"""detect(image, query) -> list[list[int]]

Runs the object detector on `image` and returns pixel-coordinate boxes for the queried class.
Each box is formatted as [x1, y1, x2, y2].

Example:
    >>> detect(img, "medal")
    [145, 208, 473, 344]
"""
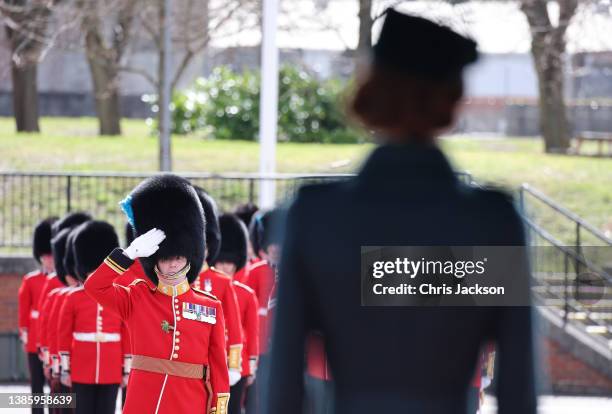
[161, 320, 174, 333]
[183, 302, 216, 324]
[204, 279, 212, 292]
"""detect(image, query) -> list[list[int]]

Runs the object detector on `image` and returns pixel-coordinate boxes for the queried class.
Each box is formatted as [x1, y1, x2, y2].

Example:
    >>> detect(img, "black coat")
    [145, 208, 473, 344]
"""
[266, 143, 537, 414]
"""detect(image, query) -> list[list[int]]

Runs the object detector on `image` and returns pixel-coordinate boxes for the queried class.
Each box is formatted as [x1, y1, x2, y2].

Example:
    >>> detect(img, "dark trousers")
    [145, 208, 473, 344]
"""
[466, 386, 480, 414]
[72, 383, 118, 414]
[229, 377, 248, 414]
[57, 383, 74, 414]
[246, 354, 269, 414]
[304, 375, 334, 414]
[27, 353, 45, 414]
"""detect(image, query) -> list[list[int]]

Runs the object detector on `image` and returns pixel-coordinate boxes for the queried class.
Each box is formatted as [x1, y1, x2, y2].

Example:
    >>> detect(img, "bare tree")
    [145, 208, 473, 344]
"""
[357, 0, 373, 55]
[75, 0, 137, 135]
[520, 0, 578, 153]
[1, 0, 56, 132]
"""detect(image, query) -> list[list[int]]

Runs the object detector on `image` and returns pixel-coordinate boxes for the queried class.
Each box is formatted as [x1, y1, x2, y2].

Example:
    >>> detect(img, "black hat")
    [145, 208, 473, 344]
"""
[249, 209, 285, 258]
[51, 228, 72, 285]
[373, 9, 478, 79]
[193, 186, 221, 266]
[52, 212, 92, 236]
[63, 229, 79, 279]
[32, 217, 58, 263]
[125, 222, 136, 247]
[215, 214, 249, 271]
[72, 221, 120, 281]
[234, 203, 259, 228]
[129, 174, 205, 284]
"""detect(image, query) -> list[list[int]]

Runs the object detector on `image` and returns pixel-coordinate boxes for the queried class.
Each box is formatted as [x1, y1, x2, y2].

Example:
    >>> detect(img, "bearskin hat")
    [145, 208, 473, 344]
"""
[72, 221, 119, 281]
[125, 222, 136, 247]
[129, 174, 205, 284]
[63, 229, 79, 278]
[234, 203, 259, 228]
[215, 214, 249, 271]
[249, 208, 285, 258]
[52, 212, 92, 236]
[51, 228, 72, 285]
[193, 186, 221, 265]
[32, 217, 58, 263]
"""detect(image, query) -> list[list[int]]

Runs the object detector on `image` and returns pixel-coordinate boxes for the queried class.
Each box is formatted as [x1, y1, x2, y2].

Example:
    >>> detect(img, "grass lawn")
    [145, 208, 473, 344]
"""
[1, 117, 610, 243]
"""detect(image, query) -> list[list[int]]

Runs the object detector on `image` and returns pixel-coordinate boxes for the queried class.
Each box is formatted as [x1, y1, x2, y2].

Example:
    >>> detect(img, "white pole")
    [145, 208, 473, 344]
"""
[258, 0, 279, 208]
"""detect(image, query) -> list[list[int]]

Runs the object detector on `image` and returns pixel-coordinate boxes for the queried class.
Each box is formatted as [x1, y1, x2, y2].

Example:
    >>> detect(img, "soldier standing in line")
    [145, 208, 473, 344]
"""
[58, 220, 127, 414]
[18, 217, 57, 414]
[192, 187, 244, 388]
[84, 174, 230, 414]
[213, 213, 260, 414]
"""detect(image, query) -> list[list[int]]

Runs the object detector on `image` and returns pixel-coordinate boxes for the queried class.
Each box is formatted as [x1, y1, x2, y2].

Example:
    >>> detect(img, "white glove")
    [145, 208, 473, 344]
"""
[228, 368, 242, 386]
[51, 355, 60, 378]
[19, 329, 28, 345]
[123, 228, 166, 260]
[122, 355, 133, 388]
[60, 370, 71, 387]
[249, 356, 258, 377]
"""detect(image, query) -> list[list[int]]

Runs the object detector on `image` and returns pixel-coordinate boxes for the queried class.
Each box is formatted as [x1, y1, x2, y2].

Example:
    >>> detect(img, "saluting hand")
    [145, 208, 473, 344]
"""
[123, 228, 166, 260]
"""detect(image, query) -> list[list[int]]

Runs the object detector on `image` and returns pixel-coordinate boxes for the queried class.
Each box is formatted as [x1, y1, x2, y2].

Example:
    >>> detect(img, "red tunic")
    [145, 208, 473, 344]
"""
[36, 274, 63, 348]
[38, 287, 62, 370]
[47, 287, 73, 376]
[18, 270, 47, 353]
[58, 286, 126, 384]
[84, 248, 230, 414]
[232, 282, 259, 377]
[244, 260, 275, 353]
[195, 267, 243, 371]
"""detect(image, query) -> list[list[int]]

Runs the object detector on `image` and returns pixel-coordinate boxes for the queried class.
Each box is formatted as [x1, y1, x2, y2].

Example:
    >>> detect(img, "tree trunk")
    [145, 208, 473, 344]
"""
[11, 62, 40, 132]
[521, 0, 577, 154]
[86, 55, 122, 136]
[533, 50, 570, 153]
[357, 0, 373, 55]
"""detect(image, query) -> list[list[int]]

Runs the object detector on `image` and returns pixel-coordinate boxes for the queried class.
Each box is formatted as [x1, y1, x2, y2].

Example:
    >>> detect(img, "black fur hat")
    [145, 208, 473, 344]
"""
[125, 222, 136, 247]
[52, 212, 92, 236]
[215, 214, 249, 271]
[193, 186, 221, 265]
[72, 221, 119, 281]
[32, 217, 58, 263]
[129, 174, 205, 284]
[248, 208, 285, 258]
[63, 229, 79, 279]
[51, 228, 72, 285]
[234, 203, 259, 228]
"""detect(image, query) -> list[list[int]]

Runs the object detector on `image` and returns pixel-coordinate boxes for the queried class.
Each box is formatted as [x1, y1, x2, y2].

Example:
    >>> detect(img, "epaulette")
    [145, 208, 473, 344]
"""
[24, 270, 42, 279]
[210, 266, 231, 278]
[192, 288, 218, 301]
[233, 281, 255, 294]
[129, 278, 155, 291]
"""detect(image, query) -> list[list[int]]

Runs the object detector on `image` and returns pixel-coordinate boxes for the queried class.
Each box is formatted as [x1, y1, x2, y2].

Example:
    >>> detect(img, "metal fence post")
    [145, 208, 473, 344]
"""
[66, 175, 72, 213]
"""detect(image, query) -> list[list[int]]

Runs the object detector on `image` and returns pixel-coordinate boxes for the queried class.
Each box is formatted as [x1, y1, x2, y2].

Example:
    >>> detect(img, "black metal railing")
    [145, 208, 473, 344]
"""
[518, 184, 611, 351]
[0, 171, 474, 253]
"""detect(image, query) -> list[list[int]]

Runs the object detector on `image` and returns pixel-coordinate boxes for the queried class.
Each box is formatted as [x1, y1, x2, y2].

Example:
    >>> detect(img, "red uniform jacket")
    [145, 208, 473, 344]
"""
[38, 287, 63, 369]
[18, 270, 47, 353]
[58, 286, 127, 384]
[232, 282, 259, 377]
[244, 260, 275, 354]
[47, 287, 73, 375]
[36, 274, 63, 348]
[195, 267, 243, 371]
[84, 248, 230, 414]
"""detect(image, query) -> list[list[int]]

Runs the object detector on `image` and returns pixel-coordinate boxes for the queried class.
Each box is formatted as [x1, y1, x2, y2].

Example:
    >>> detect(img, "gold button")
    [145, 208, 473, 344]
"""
[175, 331, 180, 335]
[174, 346, 179, 350]
[174, 338, 180, 343]
[176, 317, 181, 321]
[173, 353, 178, 358]
[175, 305, 179, 309]
[174, 298, 179, 303]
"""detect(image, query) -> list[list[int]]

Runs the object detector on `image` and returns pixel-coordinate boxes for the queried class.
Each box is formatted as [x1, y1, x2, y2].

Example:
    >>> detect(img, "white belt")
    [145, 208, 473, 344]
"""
[73, 332, 121, 343]
[30, 310, 40, 319]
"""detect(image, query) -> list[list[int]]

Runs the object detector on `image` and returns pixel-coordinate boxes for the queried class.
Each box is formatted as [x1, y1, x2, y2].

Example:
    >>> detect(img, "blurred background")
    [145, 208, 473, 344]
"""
[0, 0, 610, 411]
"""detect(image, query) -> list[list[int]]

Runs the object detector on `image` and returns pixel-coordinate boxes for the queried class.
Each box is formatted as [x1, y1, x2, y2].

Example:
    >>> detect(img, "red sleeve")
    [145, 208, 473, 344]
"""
[58, 293, 75, 355]
[39, 293, 56, 351]
[84, 248, 137, 321]
[223, 280, 243, 371]
[18, 277, 31, 338]
[209, 301, 230, 414]
[121, 321, 132, 356]
[48, 294, 65, 357]
[246, 290, 260, 364]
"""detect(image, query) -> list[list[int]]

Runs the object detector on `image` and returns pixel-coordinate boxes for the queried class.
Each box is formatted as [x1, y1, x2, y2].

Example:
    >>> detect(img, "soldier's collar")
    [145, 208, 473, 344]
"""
[201, 262, 209, 273]
[157, 278, 191, 297]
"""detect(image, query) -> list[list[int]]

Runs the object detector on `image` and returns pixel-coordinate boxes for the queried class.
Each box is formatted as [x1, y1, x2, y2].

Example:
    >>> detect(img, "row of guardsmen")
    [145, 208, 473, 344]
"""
[17, 176, 285, 414]
[19, 174, 495, 414]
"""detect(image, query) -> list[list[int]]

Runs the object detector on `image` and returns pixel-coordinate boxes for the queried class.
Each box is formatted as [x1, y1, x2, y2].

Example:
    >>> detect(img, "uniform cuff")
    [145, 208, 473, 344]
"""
[104, 248, 134, 274]
[228, 345, 243, 370]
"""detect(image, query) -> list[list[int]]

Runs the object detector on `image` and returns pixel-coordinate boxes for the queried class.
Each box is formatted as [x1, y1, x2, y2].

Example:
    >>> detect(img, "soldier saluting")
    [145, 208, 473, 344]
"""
[84, 174, 230, 414]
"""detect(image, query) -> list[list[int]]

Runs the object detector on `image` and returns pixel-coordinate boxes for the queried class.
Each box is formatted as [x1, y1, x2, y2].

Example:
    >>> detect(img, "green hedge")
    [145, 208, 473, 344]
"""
[146, 66, 366, 143]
